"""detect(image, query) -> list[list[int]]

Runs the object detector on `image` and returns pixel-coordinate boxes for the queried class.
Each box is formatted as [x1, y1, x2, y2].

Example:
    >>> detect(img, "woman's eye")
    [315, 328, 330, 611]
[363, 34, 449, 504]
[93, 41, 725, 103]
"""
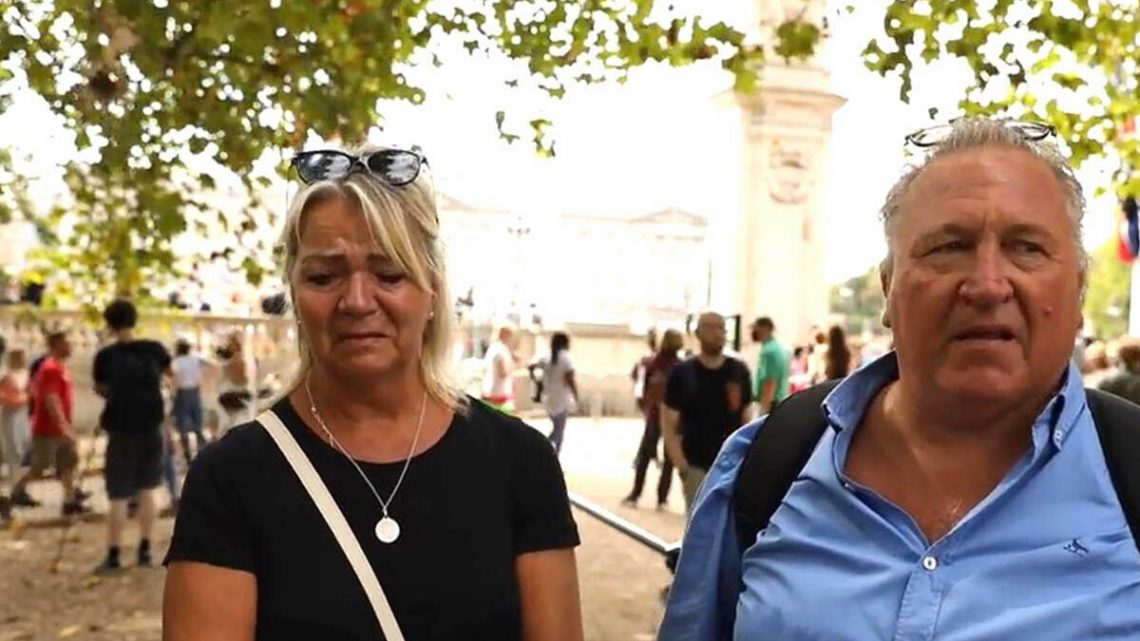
[305, 273, 334, 286]
[377, 272, 406, 285]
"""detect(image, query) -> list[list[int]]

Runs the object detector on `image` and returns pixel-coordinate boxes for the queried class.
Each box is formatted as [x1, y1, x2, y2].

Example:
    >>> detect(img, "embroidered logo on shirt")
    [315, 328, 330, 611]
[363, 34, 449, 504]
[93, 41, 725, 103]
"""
[1063, 539, 1089, 556]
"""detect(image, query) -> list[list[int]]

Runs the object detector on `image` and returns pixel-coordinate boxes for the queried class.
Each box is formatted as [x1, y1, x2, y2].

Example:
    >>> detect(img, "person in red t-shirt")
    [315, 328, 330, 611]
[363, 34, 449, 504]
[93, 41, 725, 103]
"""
[9, 331, 87, 515]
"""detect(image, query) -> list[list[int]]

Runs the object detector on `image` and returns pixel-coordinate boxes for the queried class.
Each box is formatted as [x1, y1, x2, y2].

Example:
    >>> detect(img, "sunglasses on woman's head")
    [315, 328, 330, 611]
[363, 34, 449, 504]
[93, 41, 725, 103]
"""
[291, 148, 429, 186]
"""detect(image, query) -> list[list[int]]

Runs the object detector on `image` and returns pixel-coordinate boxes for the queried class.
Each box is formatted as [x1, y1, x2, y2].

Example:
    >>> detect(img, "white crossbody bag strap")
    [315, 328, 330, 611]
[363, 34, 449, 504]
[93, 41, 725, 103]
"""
[257, 409, 406, 641]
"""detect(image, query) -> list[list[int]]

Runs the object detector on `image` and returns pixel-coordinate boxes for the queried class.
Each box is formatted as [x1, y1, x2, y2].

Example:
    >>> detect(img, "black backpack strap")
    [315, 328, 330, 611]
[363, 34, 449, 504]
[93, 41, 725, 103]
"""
[733, 380, 841, 557]
[1086, 388, 1140, 554]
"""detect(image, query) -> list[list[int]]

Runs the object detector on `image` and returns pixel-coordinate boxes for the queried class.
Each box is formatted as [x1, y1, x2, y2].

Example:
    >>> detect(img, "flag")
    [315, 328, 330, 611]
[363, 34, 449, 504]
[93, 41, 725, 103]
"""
[1118, 196, 1139, 263]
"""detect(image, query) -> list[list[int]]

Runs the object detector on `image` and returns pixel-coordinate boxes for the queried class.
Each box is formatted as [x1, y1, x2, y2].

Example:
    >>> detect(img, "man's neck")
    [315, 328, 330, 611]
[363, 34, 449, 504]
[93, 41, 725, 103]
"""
[696, 352, 725, 369]
[848, 379, 1052, 543]
[886, 378, 1048, 449]
[114, 329, 134, 343]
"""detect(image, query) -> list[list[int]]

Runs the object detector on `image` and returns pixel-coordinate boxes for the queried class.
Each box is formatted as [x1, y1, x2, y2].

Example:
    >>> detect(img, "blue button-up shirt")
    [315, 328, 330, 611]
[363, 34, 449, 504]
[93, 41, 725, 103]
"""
[659, 352, 1140, 641]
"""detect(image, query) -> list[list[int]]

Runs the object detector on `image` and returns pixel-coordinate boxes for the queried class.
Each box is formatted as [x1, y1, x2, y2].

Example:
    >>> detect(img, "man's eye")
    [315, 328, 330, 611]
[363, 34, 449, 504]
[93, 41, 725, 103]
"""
[928, 240, 968, 255]
[1011, 240, 1046, 255]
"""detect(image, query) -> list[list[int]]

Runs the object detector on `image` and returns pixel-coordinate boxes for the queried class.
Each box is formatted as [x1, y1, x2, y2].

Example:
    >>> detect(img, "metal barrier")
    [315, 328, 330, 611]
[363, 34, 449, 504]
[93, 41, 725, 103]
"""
[568, 492, 682, 572]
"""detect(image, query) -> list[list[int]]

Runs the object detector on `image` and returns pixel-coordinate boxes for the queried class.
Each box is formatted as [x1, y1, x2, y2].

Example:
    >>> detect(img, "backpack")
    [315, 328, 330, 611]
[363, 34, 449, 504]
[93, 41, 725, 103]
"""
[732, 381, 1140, 558]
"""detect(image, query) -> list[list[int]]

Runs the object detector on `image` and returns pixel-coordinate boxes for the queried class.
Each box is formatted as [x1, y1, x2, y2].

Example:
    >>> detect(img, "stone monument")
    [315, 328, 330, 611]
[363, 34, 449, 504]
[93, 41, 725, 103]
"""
[730, 0, 843, 341]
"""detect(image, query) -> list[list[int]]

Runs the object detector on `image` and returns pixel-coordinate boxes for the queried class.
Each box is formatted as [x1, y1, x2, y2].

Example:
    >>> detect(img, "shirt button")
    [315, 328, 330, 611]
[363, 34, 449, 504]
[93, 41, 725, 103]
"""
[922, 556, 938, 572]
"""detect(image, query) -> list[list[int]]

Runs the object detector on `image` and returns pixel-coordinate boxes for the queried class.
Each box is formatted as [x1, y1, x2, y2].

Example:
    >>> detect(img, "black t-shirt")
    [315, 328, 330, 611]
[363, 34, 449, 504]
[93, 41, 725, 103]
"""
[164, 397, 580, 641]
[93, 339, 172, 433]
[664, 357, 753, 469]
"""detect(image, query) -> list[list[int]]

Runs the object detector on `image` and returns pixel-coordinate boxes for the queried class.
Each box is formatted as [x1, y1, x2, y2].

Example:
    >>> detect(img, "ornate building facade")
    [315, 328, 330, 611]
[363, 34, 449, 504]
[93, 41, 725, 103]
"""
[437, 194, 709, 328]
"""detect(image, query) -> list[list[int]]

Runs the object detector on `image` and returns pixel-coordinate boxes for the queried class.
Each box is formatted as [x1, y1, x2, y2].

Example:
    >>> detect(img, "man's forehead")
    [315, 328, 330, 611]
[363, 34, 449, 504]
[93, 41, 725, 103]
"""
[897, 147, 1069, 230]
[907, 146, 1062, 201]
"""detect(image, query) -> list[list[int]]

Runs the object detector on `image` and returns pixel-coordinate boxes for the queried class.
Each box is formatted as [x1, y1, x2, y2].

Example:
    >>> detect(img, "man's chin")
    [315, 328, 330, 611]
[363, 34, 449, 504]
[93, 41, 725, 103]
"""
[936, 368, 1025, 403]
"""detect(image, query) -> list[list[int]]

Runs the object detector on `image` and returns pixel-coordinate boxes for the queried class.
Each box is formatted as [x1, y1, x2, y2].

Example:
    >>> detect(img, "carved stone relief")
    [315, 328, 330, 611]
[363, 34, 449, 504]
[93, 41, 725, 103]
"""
[766, 141, 816, 205]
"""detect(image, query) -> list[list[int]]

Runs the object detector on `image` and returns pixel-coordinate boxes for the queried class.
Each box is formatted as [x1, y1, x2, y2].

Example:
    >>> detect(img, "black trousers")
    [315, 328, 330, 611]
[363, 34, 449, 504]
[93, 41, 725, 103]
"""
[628, 417, 673, 505]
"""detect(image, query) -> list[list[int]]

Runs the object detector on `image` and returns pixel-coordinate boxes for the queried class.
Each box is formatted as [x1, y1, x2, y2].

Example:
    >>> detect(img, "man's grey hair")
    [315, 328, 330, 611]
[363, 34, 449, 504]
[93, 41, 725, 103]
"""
[879, 118, 1087, 283]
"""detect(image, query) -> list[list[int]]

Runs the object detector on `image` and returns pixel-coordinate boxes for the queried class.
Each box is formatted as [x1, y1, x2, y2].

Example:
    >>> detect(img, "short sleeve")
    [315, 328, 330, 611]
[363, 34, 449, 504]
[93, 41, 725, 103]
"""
[739, 360, 755, 405]
[754, 350, 768, 396]
[561, 352, 574, 374]
[163, 435, 256, 572]
[36, 364, 64, 398]
[664, 364, 686, 411]
[92, 350, 107, 388]
[509, 423, 580, 555]
[153, 341, 173, 371]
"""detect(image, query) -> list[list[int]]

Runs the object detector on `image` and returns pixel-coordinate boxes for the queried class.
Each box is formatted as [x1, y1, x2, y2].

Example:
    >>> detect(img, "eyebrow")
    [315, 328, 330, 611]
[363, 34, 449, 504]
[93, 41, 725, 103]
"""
[1001, 222, 1055, 238]
[915, 223, 973, 239]
[298, 252, 394, 265]
[916, 221, 1053, 239]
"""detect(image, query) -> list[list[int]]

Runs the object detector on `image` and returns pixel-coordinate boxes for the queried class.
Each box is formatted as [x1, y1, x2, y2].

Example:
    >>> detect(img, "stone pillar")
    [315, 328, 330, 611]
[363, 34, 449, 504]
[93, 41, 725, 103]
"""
[731, 1, 843, 342]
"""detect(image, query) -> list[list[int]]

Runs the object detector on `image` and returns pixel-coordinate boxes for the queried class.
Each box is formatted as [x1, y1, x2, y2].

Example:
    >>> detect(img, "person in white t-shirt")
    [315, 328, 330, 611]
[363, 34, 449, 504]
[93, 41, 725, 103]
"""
[481, 325, 517, 411]
[536, 332, 578, 455]
[171, 339, 209, 462]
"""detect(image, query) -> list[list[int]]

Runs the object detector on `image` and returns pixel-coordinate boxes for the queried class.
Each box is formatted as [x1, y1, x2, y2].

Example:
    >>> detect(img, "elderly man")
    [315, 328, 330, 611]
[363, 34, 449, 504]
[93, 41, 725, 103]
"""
[659, 119, 1140, 640]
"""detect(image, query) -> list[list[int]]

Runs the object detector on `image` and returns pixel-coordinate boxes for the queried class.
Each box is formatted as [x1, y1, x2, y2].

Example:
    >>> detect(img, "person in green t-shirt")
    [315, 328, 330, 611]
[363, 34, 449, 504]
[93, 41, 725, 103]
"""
[751, 317, 790, 413]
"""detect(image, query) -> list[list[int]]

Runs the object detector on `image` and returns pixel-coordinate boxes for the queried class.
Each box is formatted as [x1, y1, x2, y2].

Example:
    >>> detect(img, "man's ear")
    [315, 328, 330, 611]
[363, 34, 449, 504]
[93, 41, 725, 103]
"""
[879, 257, 893, 329]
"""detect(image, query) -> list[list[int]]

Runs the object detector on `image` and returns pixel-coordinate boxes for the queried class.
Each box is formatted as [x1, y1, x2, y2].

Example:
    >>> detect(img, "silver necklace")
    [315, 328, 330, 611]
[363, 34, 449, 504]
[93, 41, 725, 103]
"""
[304, 376, 428, 544]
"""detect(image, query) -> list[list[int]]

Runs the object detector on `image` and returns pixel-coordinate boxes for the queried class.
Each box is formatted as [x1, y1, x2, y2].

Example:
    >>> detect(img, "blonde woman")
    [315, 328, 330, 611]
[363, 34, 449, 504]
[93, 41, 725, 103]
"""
[0, 347, 30, 482]
[163, 146, 583, 641]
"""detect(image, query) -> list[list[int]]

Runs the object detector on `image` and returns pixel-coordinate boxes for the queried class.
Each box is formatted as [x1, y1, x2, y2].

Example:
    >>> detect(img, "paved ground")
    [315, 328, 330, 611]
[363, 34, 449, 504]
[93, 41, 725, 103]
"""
[0, 414, 683, 641]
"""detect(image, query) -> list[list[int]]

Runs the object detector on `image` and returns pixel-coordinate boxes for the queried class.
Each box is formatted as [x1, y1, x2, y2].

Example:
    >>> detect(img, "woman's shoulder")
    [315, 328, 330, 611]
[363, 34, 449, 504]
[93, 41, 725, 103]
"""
[191, 415, 278, 477]
[460, 398, 551, 451]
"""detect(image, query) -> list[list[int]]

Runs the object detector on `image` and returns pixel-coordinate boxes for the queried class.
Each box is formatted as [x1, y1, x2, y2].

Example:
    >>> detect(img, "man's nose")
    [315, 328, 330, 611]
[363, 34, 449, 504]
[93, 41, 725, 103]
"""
[958, 244, 1014, 307]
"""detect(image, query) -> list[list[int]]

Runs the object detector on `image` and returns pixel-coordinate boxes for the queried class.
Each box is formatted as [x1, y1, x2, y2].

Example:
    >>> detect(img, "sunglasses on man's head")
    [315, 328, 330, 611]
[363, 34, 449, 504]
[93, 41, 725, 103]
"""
[291, 148, 429, 186]
[905, 120, 1056, 148]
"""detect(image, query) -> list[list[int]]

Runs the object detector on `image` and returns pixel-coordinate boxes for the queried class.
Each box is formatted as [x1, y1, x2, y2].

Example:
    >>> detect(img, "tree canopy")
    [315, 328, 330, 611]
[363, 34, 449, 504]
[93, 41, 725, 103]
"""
[862, 0, 1139, 192]
[1, 0, 1138, 309]
[0, 0, 788, 306]
[830, 265, 885, 337]
[1085, 238, 1131, 338]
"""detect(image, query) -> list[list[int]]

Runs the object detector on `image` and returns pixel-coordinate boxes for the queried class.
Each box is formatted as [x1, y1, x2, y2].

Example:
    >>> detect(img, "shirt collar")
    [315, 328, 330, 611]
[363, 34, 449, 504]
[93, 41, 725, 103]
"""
[822, 351, 1085, 450]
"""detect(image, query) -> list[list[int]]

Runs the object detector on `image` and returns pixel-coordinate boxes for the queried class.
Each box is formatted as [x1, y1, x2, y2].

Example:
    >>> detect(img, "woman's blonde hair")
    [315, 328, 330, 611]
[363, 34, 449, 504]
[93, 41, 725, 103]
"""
[281, 144, 465, 411]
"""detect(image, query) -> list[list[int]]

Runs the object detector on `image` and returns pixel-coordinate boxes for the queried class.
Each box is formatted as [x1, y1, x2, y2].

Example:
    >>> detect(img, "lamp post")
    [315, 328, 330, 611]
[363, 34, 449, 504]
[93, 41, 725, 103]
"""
[506, 212, 531, 322]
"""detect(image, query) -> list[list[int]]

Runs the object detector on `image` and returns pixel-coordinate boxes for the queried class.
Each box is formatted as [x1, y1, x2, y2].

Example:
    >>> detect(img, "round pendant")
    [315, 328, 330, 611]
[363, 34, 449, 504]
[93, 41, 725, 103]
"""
[375, 516, 400, 544]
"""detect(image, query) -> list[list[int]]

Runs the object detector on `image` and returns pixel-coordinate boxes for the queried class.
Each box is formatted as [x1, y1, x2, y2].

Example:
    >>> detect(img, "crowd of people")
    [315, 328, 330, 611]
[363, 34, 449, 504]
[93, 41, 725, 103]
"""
[1078, 336, 1140, 404]
[0, 310, 267, 568]
[613, 318, 880, 511]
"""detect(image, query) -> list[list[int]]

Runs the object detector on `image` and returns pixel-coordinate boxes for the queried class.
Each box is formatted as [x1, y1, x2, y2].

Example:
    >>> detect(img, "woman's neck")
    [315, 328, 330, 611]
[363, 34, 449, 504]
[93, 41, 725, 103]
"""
[304, 362, 426, 426]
